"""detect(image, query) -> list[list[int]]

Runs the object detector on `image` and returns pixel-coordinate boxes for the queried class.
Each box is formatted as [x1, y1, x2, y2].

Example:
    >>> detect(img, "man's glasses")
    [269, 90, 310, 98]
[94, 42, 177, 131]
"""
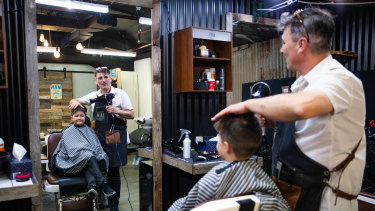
[293, 9, 309, 42]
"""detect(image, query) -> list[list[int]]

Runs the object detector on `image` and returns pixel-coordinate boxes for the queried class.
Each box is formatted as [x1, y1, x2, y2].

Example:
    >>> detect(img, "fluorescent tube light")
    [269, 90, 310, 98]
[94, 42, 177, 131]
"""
[81, 48, 136, 57]
[36, 0, 109, 13]
[139, 17, 152, 25]
[37, 46, 60, 53]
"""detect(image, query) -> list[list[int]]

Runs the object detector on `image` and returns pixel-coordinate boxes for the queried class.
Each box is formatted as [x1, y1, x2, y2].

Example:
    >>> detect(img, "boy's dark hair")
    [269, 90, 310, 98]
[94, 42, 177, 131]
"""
[214, 112, 262, 159]
[94, 66, 110, 76]
[71, 106, 87, 116]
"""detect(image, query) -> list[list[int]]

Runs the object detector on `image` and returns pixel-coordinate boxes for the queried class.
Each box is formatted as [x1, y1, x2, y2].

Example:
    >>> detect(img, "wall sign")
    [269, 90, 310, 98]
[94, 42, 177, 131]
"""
[50, 84, 62, 99]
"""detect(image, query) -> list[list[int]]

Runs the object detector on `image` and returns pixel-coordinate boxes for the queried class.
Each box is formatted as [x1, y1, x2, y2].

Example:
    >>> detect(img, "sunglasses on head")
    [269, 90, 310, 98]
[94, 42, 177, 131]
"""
[293, 9, 309, 42]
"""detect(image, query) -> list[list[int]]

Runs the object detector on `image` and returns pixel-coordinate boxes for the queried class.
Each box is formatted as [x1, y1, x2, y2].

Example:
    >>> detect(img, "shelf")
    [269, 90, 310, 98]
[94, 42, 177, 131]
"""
[178, 90, 229, 93]
[0, 173, 40, 202]
[193, 56, 231, 61]
[174, 26, 232, 93]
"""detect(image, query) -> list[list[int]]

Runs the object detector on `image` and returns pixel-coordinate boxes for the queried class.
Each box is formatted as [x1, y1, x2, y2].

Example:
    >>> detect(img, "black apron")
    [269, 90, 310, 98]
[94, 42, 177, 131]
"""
[93, 99, 127, 167]
[272, 121, 330, 211]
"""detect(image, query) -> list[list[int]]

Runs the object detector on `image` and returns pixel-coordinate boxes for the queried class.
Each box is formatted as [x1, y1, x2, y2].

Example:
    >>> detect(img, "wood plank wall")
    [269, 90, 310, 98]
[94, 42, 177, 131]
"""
[38, 71, 72, 133]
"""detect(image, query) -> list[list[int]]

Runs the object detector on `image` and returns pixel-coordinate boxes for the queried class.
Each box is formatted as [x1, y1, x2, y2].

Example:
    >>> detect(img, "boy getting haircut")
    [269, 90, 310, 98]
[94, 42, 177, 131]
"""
[214, 112, 262, 159]
[169, 112, 290, 211]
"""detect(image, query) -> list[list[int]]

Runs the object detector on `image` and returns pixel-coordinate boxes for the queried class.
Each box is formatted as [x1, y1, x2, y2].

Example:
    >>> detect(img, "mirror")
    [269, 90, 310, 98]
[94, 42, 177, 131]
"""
[37, 2, 152, 210]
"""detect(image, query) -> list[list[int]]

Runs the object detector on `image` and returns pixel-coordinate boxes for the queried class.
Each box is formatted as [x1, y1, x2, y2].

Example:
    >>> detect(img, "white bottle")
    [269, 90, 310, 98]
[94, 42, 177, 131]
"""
[183, 134, 191, 159]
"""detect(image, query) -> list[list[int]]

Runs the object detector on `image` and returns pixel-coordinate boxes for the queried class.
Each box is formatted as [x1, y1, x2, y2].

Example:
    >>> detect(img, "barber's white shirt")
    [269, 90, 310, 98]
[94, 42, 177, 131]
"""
[79, 86, 133, 121]
[291, 55, 366, 211]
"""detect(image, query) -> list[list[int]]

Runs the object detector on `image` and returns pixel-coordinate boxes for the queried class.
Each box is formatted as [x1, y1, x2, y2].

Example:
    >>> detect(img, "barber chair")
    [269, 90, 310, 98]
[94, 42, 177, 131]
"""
[43, 133, 97, 211]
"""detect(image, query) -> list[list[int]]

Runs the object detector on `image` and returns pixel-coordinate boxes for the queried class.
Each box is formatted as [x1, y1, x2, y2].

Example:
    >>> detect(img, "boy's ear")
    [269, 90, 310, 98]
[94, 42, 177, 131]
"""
[224, 141, 230, 153]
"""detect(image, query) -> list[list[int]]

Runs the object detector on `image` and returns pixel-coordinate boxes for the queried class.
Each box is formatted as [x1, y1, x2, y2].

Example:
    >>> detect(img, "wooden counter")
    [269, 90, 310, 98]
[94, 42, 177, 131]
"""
[0, 173, 40, 202]
[138, 147, 224, 175]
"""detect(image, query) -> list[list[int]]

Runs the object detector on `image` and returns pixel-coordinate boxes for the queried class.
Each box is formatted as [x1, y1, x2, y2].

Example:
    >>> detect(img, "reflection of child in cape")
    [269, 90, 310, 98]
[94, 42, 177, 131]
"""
[52, 106, 116, 199]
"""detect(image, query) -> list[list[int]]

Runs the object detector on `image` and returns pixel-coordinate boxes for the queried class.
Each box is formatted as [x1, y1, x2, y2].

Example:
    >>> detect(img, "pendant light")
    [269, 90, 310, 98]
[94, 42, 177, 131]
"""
[76, 28, 83, 51]
[39, 31, 45, 42]
[54, 47, 61, 58]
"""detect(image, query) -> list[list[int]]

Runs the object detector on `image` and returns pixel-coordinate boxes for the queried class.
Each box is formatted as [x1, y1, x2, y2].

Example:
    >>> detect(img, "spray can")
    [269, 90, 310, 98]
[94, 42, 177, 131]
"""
[183, 134, 191, 159]
[219, 68, 225, 90]
[0, 137, 4, 151]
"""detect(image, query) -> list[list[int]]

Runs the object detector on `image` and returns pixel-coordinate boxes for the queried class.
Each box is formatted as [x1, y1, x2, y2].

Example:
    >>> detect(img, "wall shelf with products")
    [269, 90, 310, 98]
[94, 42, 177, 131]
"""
[174, 27, 232, 93]
[0, 0, 7, 89]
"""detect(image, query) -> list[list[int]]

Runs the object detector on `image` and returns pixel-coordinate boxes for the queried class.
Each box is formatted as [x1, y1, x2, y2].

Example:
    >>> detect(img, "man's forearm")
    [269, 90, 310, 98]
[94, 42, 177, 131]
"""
[117, 109, 135, 119]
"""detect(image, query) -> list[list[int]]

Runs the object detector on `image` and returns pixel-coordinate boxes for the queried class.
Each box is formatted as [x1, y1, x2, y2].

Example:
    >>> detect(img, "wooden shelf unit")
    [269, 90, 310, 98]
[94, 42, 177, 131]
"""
[174, 27, 232, 93]
[0, 0, 7, 89]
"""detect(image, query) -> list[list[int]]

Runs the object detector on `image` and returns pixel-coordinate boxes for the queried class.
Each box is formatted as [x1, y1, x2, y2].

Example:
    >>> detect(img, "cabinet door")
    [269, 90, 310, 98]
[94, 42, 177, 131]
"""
[0, 0, 7, 89]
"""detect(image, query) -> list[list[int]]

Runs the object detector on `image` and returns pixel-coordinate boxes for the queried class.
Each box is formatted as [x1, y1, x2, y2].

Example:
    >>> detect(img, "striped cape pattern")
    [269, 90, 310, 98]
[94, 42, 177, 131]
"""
[52, 124, 109, 175]
[168, 159, 290, 211]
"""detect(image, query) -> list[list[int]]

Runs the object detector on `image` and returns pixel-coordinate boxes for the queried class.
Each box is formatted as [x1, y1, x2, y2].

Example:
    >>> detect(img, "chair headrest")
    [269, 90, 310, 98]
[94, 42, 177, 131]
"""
[47, 133, 62, 161]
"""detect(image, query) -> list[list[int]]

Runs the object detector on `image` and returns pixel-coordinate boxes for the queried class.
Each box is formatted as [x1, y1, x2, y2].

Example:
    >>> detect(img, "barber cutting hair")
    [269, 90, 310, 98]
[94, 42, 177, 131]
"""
[212, 7, 366, 211]
[69, 66, 134, 211]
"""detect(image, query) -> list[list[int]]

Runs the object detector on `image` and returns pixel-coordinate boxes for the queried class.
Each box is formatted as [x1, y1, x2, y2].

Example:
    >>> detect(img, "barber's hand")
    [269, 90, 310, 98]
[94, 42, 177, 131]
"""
[211, 101, 249, 122]
[106, 105, 118, 114]
[68, 101, 84, 110]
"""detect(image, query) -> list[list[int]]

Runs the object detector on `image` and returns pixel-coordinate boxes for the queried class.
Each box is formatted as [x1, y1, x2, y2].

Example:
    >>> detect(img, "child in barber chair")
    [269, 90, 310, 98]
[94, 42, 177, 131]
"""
[51, 106, 116, 199]
[168, 112, 290, 211]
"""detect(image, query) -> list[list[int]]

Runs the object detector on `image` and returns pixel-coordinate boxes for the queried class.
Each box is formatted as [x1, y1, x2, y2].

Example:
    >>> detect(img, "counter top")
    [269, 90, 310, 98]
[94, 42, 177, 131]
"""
[0, 172, 40, 202]
[138, 147, 224, 175]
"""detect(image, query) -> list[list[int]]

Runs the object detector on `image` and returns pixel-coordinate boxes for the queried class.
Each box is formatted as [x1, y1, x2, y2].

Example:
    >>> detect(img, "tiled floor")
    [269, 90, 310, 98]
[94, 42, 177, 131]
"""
[42, 152, 140, 211]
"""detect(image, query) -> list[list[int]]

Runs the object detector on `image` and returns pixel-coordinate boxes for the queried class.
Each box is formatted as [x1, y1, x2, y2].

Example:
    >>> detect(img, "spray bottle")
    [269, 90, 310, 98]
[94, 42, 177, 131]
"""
[179, 129, 192, 159]
[0, 137, 4, 151]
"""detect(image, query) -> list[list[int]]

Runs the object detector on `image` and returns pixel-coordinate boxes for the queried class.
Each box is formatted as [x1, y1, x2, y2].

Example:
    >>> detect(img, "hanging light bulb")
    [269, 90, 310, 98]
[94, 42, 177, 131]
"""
[43, 40, 49, 47]
[76, 28, 84, 50]
[39, 32, 45, 42]
[54, 47, 60, 58]
[76, 42, 83, 51]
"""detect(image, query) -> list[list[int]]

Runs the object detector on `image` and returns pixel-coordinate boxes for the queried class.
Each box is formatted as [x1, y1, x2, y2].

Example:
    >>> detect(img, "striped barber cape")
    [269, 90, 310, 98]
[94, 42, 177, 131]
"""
[168, 159, 290, 211]
[52, 124, 109, 175]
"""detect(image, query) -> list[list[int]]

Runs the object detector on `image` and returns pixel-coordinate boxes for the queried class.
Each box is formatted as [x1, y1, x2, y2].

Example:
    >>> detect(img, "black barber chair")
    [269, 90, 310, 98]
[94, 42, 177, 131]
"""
[43, 133, 97, 211]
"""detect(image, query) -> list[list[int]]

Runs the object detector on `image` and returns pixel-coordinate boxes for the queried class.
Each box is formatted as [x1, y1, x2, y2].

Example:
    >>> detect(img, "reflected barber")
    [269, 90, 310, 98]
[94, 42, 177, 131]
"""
[69, 66, 134, 211]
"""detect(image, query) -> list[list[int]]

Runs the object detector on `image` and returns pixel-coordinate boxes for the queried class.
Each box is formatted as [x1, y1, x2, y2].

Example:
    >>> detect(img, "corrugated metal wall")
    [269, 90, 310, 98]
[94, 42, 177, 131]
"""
[161, 0, 273, 139]
[0, 0, 32, 210]
[161, 0, 375, 140]
[232, 38, 295, 104]
[332, 6, 375, 72]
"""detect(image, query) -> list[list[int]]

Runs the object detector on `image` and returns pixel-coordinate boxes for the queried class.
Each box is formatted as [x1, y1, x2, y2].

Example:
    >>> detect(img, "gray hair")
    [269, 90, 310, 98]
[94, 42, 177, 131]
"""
[278, 8, 335, 54]
[94, 66, 110, 76]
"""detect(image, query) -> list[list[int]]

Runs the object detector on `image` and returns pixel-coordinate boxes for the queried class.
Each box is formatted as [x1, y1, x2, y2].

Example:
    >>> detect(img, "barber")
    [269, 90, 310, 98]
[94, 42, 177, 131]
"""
[69, 66, 134, 211]
[212, 8, 365, 211]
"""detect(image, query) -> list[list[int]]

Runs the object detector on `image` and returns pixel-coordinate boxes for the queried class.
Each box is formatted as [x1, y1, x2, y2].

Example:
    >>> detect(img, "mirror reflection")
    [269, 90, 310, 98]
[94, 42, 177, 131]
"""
[37, 2, 152, 210]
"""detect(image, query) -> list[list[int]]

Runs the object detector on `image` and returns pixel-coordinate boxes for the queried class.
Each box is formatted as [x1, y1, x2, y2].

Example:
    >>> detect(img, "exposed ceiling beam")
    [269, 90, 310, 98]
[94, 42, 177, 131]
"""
[93, 0, 153, 9]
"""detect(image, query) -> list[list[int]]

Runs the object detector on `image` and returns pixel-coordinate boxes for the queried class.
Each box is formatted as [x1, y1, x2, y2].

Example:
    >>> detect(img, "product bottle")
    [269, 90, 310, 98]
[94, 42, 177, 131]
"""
[202, 74, 208, 90]
[0, 137, 4, 151]
[183, 134, 191, 159]
[219, 68, 225, 90]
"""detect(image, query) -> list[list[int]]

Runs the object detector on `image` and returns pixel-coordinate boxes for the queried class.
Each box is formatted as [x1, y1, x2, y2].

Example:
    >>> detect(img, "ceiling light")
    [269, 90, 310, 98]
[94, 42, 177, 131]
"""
[54, 47, 61, 58]
[39, 32, 45, 42]
[36, 0, 109, 13]
[43, 40, 49, 47]
[81, 48, 136, 57]
[139, 17, 152, 25]
[76, 42, 83, 51]
[37, 46, 59, 53]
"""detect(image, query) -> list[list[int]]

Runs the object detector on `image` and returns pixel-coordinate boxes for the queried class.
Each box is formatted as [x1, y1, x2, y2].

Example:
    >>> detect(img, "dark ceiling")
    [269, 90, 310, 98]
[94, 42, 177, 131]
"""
[36, 1, 152, 70]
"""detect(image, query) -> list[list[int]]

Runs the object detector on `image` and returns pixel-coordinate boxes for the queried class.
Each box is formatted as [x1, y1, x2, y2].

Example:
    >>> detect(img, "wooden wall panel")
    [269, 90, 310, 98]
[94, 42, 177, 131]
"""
[38, 71, 72, 133]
